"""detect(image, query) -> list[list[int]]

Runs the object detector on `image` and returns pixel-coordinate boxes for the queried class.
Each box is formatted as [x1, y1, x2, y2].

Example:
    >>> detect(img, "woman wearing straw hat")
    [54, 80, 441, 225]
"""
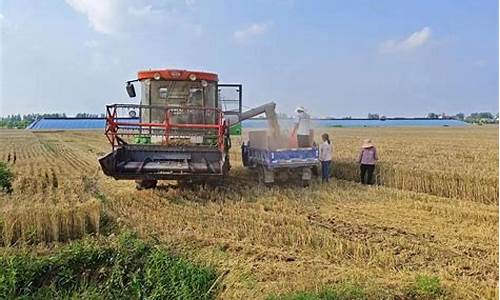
[358, 139, 378, 185]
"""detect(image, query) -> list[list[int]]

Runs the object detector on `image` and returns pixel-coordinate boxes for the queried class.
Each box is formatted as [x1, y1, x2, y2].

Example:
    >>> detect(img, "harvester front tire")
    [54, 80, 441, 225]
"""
[135, 179, 158, 190]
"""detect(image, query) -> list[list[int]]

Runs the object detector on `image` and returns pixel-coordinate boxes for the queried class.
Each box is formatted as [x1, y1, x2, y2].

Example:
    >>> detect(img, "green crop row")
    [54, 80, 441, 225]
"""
[0, 232, 218, 299]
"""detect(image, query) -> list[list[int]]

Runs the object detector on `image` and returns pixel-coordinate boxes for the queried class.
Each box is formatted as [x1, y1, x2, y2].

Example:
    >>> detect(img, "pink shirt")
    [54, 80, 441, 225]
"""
[359, 147, 378, 165]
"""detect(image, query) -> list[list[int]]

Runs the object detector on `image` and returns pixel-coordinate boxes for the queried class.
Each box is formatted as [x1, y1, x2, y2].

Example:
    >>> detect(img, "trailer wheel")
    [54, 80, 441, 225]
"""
[258, 167, 274, 187]
[257, 167, 264, 185]
[311, 165, 319, 177]
[257, 168, 268, 187]
[135, 179, 157, 190]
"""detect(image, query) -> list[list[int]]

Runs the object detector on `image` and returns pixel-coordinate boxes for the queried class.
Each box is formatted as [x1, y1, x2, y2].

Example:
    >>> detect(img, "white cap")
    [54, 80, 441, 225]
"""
[296, 106, 305, 112]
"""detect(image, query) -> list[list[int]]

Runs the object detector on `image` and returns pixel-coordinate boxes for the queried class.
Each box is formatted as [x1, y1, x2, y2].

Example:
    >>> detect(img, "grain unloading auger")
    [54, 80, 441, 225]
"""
[98, 69, 276, 189]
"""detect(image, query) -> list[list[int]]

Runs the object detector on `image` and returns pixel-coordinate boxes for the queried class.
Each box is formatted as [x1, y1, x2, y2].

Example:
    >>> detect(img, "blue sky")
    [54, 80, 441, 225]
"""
[0, 0, 498, 117]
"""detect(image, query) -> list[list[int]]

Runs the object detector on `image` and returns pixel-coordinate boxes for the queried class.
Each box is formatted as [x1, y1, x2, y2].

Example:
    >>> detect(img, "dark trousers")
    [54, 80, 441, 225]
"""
[321, 161, 331, 182]
[360, 164, 375, 184]
[297, 135, 310, 147]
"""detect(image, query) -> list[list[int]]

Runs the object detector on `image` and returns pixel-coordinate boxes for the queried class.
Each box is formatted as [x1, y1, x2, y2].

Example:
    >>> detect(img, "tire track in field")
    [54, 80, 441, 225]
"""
[306, 213, 497, 283]
[35, 134, 84, 173]
[57, 144, 94, 171]
[36, 132, 95, 172]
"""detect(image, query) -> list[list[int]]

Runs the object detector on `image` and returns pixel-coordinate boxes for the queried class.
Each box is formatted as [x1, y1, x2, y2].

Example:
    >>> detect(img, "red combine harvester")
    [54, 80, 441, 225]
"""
[98, 69, 275, 189]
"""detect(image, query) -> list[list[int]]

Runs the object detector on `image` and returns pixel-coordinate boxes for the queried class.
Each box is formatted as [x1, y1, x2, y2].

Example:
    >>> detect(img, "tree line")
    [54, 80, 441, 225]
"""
[367, 112, 498, 124]
[426, 112, 498, 124]
[1, 111, 498, 129]
[0, 113, 104, 129]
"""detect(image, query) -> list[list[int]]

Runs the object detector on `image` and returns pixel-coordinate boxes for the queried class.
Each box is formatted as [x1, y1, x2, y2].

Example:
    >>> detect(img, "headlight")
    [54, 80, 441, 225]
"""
[153, 72, 161, 80]
[201, 80, 208, 87]
[189, 74, 197, 81]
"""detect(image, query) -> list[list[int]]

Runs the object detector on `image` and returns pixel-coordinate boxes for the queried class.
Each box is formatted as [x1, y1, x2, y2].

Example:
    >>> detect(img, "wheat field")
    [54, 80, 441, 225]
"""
[0, 126, 498, 299]
[327, 127, 498, 203]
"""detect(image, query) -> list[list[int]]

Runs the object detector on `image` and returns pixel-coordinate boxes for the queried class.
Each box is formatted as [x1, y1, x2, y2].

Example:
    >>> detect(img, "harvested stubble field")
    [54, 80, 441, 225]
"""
[0, 126, 498, 299]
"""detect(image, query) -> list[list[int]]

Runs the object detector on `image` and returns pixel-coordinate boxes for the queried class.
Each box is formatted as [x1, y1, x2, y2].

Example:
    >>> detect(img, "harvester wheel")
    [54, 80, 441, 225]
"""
[211, 178, 225, 187]
[135, 179, 157, 190]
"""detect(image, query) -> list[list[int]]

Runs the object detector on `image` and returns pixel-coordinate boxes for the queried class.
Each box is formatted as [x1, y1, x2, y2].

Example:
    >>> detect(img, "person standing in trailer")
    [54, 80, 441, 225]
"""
[294, 106, 311, 147]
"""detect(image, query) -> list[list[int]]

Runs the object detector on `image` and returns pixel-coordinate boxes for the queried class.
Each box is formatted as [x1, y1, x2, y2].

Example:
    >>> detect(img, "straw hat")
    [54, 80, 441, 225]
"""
[362, 139, 374, 148]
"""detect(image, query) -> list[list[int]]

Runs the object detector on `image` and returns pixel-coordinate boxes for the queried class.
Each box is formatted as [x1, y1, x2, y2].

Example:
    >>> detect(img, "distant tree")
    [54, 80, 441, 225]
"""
[0, 113, 67, 129]
[427, 113, 439, 119]
[367, 113, 380, 120]
[0, 115, 30, 129]
[455, 113, 465, 121]
[479, 112, 494, 119]
[465, 112, 496, 124]
[75, 113, 100, 118]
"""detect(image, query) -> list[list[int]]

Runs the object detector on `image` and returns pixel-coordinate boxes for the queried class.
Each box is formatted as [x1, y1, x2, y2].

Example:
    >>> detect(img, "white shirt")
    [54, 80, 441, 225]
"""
[319, 141, 332, 161]
[296, 111, 311, 135]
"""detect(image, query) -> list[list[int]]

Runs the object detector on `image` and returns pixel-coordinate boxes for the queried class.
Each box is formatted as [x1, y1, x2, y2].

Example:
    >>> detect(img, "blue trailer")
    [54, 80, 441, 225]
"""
[241, 144, 320, 186]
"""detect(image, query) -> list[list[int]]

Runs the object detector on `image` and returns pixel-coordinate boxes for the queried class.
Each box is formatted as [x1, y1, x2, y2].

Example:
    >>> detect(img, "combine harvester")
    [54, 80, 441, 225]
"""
[98, 68, 319, 189]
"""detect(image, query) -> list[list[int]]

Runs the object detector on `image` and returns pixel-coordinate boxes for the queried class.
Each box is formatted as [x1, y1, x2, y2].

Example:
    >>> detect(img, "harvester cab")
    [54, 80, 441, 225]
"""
[98, 69, 273, 189]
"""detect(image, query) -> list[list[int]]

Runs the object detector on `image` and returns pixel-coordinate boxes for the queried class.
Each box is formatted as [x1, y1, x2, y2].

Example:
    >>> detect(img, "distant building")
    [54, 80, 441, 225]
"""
[27, 117, 138, 130]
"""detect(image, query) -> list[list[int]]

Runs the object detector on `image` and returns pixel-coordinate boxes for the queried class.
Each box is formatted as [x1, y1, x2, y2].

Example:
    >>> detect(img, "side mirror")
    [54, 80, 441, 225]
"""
[126, 82, 136, 98]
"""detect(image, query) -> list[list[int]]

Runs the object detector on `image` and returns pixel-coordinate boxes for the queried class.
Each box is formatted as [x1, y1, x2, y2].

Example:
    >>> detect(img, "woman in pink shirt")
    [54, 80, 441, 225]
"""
[358, 139, 378, 185]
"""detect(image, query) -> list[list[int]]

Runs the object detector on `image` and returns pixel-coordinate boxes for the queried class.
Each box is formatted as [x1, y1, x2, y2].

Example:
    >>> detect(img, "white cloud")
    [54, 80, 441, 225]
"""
[128, 5, 153, 17]
[65, 1, 197, 34]
[380, 27, 431, 53]
[233, 22, 269, 41]
[65, 0, 119, 34]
